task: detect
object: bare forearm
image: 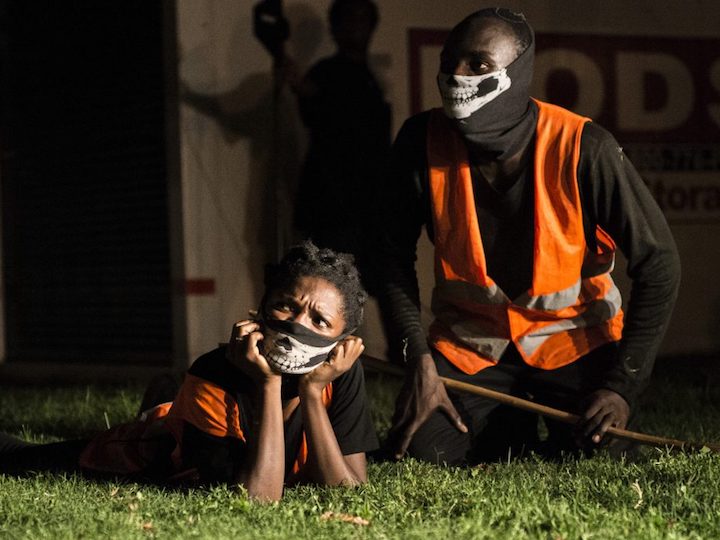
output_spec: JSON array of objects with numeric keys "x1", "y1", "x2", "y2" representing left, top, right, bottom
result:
[
  {"x1": 299, "y1": 386, "x2": 364, "y2": 486},
  {"x1": 239, "y1": 381, "x2": 285, "y2": 501}
]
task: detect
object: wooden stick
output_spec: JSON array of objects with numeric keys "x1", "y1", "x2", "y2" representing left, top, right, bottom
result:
[{"x1": 361, "y1": 355, "x2": 720, "y2": 453}]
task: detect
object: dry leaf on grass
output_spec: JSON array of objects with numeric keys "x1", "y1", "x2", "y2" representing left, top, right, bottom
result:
[{"x1": 320, "y1": 511, "x2": 370, "y2": 526}]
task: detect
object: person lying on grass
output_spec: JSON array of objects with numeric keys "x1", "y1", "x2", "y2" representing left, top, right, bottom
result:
[{"x1": 0, "y1": 241, "x2": 378, "y2": 501}]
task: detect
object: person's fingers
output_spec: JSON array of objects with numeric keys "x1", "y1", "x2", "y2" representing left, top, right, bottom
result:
[
  {"x1": 387, "y1": 392, "x2": 421, "y2": 459},
  {"x1": 433, "y1": 383, "x2": 468, "y2": 433},
  {"x1": 582, "y1": 399, "x2": 604, "y2": 421},
  {"x1": 236, "y1": 321, "x2": 260, "y2": 339},
  {"x1": 335, "y1": 340, "x2": 351, "y2": 359},
  {"x1": 229, "y1": 321, "x2": 258, "y2": 356},
  {"x1": 592, "y1": 414, "x2": 618, "y2": 443},
  {"x1": 582, "y1": 410, "x2": 606, "y2": 438},
  {"x1": 389, "y1": 393, "x2": 411, "y2": 428},
  {"x1": 326, "y1": 342, "x2": 342, "y2": 363},
  {"x1": 340, "y1": 336, "x2": 363, "y2": 352},
  {"x1": 595, "y1": 403, "x2": 628, "y2": 442},
  {"x1": 394, "y1": 419, "x2": 424, "y2": 460},
  {"x1": 331, "y1": 338, "x2": 364, "y2": 367},
  {"x1": 345, "y1": 339, "x2": 365, "y2": 362},
  {"x1": 393, "y1": 392, "x2": 454, "y2": 459},
  {"x1": 244, "y1": 331, "x2": 265, "y2": 357},
  {"x1": 582, "y1": 410, "x2": 625, "y2": 443},
  {"x1": 439, "y1": 400, "x2": 468, "y2": 433},
  {"x1": 386, "y1": 410, "x2": 406, "y2": 442}
]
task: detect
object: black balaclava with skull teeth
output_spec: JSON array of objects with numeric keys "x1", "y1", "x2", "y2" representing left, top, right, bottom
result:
[{"x1": 437, "y1": 7, "x2": 537, "y2": 160}]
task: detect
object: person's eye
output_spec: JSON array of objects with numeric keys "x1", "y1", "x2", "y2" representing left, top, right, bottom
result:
[
  {"x1": 469, "y1": 59, "x2": 490, "y2": 73},
  {"x1": 272, "y1": 302, "x2": 293, "y2": 313},
  {"x1": 314, "y1": 317, "x2": 329, "y2": 329}
]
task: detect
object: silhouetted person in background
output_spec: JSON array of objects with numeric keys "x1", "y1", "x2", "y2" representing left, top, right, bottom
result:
[
  {"x1": 183, "y1": 1, "x2": 395, "y2": 357},
  {"x1": 283, "y1": 0, "x2": 391, "y2": 292}
]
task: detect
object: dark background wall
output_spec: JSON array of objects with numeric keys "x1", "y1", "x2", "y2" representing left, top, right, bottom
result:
[{"x1": 0, "y1": 1, "x2": 174, "y2": 366}]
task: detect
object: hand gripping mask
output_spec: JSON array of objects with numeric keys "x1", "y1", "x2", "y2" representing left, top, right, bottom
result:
[{"x1": 260, "y1": 316, "x2": 348, "y2": 375}]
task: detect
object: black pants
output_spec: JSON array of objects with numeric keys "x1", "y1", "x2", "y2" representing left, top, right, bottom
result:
[
  {"x1": 0, "y1": 376, "x2": 182, "y2": 479},
  {"x1": 0, "y1": 432, "x2": 88, "y2": 475},
  {"x1": 407, "y1": 343, "x2": 629, "y2": 465}
]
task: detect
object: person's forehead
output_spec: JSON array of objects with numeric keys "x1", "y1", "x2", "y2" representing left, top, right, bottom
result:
[
  {"x1": 284, "y1": 276, "x2": 343, "y2": 307},
  {"x1": 444, "y1": 16, "x2": 515, "y2": 56}
]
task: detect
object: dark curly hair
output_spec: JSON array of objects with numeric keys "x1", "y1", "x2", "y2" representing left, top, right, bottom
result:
[{"x1": 264, "y1": 240, "x2": 368, "y2": 332}]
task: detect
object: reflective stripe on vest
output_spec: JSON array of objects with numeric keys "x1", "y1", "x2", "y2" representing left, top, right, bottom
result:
[{"x1": 426, "y1": 100, "x2": 624, "y2": 374}]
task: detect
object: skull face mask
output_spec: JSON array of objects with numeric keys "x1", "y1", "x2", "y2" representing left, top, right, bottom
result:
[
  {"x1": 435, "y1": 7, "x2": 537, "y2": 160},
  {"x1": 437, "y1": 69, "x2": 512, "y2": 119},
  {"x1": 261, "y1": 317, "x2": 343, "y2": 375}
]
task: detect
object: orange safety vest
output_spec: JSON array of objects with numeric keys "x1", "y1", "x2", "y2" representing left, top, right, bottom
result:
[
  {"x1": 426, "y1": 99, "x2": 624, "y2": 375},
  {"x1": 79, "y1": 374, "x2": 333, "y2": 479},
  {"x1": 167, "y1": 374, "x2": 332, "y2": 476}
]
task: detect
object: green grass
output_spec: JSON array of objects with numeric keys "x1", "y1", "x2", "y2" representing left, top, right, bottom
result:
[{"x1": 1, "y1": 362, "x2": 719, "y2": 539}]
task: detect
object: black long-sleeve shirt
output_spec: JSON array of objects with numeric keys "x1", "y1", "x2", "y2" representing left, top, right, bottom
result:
[{"x1": 378, "y1": 109, "x2": 681, "y2": 403}]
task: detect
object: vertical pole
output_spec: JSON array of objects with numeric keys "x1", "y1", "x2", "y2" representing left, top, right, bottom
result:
[
  {"x1": 253, "y1": 0, "x2": 289, "y2": 263},
  {"x1": 164, "y1": 0, "x2": 189, "y2": 370}
]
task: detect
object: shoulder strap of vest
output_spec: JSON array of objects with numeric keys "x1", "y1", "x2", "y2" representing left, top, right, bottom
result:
[{"x1": 530, "y1": 99, "x2": 591, "y2": 295}]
